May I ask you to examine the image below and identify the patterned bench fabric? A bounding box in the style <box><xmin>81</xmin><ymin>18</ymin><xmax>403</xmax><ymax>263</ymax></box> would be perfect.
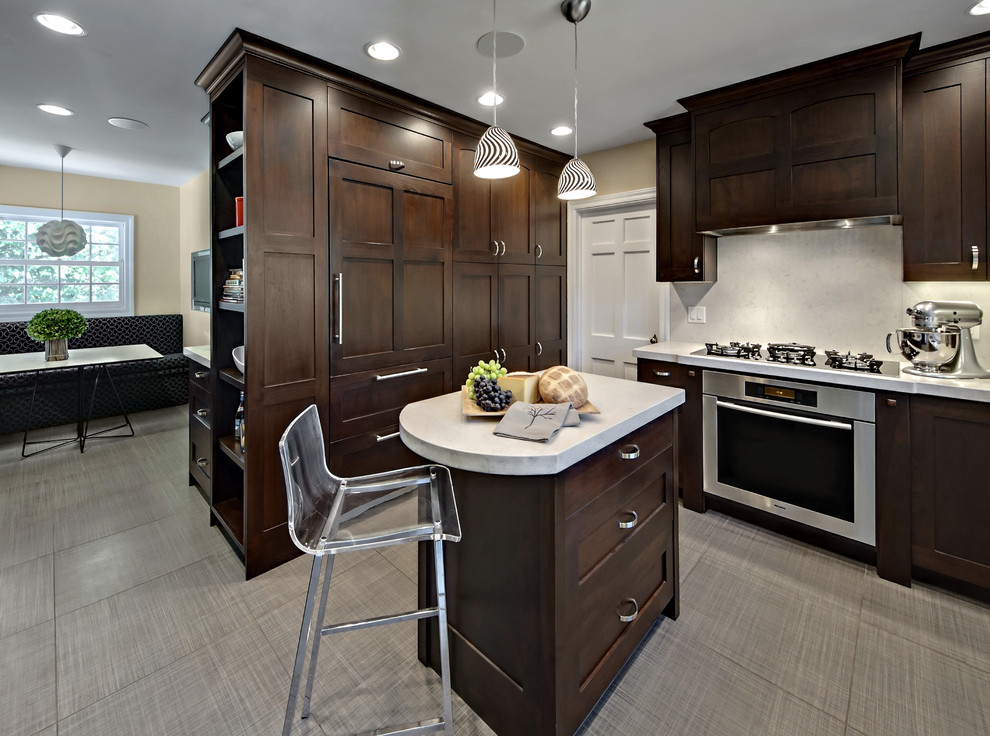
<box><xmin>0</xmin><ymin>314</ymin><xmax>188</xmax><ymax>435</ymax></box>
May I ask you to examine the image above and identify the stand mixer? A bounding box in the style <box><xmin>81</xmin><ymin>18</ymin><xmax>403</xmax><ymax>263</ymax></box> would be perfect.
<box><xmin>888</xmin><ymin>300</ymin><xmax>990</xmax><ymax>379</ymax></box>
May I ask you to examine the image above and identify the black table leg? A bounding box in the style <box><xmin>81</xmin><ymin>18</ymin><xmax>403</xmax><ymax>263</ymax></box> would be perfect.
<box><xmin>80</xmin><ymin>364</ymin><xmax>134</xmax><ymax>452</ymax></box>
<box><xmin>21</xmin><ymin>367</ymin><xmax>83</xmax><ymax>458</ymax></box>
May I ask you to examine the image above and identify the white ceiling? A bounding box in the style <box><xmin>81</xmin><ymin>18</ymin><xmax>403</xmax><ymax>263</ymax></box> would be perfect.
<box><xmin>1</xmin><ymin>0</ymin><xmax>988</xmax><ymax>187</ymax></box>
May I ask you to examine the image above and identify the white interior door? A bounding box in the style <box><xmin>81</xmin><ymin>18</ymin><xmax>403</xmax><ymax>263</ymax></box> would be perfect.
<box><xmin>578</xmin><ymin>204</ymin><xmax>660</xmax><ymax>380</ymax></box>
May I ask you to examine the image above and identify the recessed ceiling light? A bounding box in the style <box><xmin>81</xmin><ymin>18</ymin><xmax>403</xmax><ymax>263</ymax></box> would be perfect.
<box><xmin>33</xmin><ymin>12</ymin><xmax>86</xmax><ymax>36</ymax></box>
<box><xmin>970</xmin><ymin>0</ymin><xmax>990</xmax><ymax>13</ymax></box>
<box><xmin>108</xmin><ymin>117</ymin><xmax>148</xmax><ymax>130</ymax></box>
<box><xmin>550</xmin><ymin>126</ymin><xmax>573</xmax><ymax>136</ymax></box>
<box><xmin>37</xmin><ymin>103</ymin><xmax>74</xmax><ymax>116</ymax></box>
<box><xmin>478</xmin><ymin>91</ymin><xmax>504</xmax><ymax>107</ymax></box>
<box><xmin>365</xmin><ymin>41</ymin><xmax>401</xmax><ymax>61</ymax></box>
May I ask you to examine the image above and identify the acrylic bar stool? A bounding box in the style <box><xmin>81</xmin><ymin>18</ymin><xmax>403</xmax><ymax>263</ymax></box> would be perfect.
<box><xmin>279</xmin><ymin>404</ymin><xmax>461</xmax><ymax>736</ymax></box>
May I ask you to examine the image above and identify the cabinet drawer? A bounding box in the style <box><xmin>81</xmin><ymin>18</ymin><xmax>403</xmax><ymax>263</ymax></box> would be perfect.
<box><xmin>188</xmin><ymin>364</ymin><xmax>211</xmax><ymax>399</ymax></box>
<box><xmin>328</xmin><ymin>424</ymin><xmax>424</xmax><ymax>477</ymax></box>
<box><xmin>328</xmin><ymin>87</ymin><xmax>452</xmax><ymax>183</ymax></box>
<box><xmin>571</xmin><ymin>507</ymin><xmax>672</xmax><ymax>690</ymax></box>
<box><xmin>189</xmin><ymin>391</ymin><xmax>212</xmax><ymax>430</ymax></box>
<box><xmin>568</xmin><ymin>447</ymin><xmax>673</xmax><ymax>580</ymax></box>
<box><xmin>189</xmin><ymin>419</ymin><xmax>212</xmax><ymax>482</ymax></box>
<box><xmin>637</xmin><ymin>359</ymin><xmax>684</xmax><ymax>388</ymax></box>
<box><xmin>563</xmin><ymin>414</ymin><xmax>673</xmax><ymax>519</ymax></box>
<box><xmin>330</xmin><ymin>358</ymin><xmax>453</xmax><ymax>440</ymax></box>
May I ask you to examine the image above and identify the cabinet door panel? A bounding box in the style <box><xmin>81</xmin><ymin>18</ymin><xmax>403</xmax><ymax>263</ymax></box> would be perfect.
<box><xmin>453</xmin><ymin>136</ymin><xmax>495</xmax><ymax>262</ymax></box>
<box><xmin>400</xmin><ymin>260</ymin><xmax>447</xmax><ymax>351</ymax></box>
<box><xmin>498</xmin><ymin>264</ymin><xmax>534</xmax><ymax>371</ymax></box>
<box><xmin>902</xmin><ymin>60</ymin><xmax>987</xmax><ymax>281</ymax></box>
<box><xmin>532</xmin><ymin>160</ymin><xmax>566</xmax><ymax>265</ymax></box>
<box><xmin>338</xmin><ymin>257</ymin><xmax>394</xmax><ymax>361</ymax></box>
<box><xmin>260</xmin><ymin>86</ymin><xmax>317</xmax><ymax>237</ymax></box>
<box><xmin>453</xmin><ymin>262</ymin><xmax>499</xmax><ymax>379</ymax></box>
<box><xmin>534</xmin><ymin>266</ymin><xmax>566</xmax><ymax>369</ymax></box>
<box><xmin>493</xmin><ymin>162</ymin><xmax>532</xmax><ymax>263</ymax></box>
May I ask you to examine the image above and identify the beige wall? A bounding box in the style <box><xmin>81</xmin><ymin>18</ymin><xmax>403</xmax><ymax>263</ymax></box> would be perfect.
<box><xmin>179</xmin><ymin>170</ymin><xmax>211</xmax><ymax>346</ymax></box>
<box><xmin>582</xmin><ymin>139</ymin><xmax>656</xmax><ymax>197</ymax></box>
<box><xmin>0</xmin><ymin>164</ymin><xmax>212</xmax><ymax>346</ymax></box>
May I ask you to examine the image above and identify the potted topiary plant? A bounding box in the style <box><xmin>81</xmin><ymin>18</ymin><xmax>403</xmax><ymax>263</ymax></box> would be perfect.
<box><xmin>25</xmin><ymin>308</ymin><xmax>87</xmax><ymax>361</ymax></box>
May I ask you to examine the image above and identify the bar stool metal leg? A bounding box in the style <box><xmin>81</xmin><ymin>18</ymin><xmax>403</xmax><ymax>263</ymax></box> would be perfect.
<box><xmin>283</xmin><ymin>554</ymin><xmax>325</xmax><ymax>736</ymax></box>
<box><xmin>434</xmin><ymin>538</ymin><xmax>454</xmax><ymax>736</ymax></box>
<box><xmin>302</xmin><ymin>553</ymin><xmax>335</xmax><ymax>719</ymax></box>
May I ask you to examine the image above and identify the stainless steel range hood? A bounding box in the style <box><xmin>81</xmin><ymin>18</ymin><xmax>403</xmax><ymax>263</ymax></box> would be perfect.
<box><xmin>701</xmin><ymin>214</ymin><xmax>902</xmax><ymax>238</ymax></box>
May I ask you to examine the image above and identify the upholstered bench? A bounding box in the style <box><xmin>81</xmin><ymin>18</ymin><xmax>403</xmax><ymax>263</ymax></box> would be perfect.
<box><xmin>0</xmin><ymin>314</ymin><xmax>188</xmax><ymax>435</ymax></box>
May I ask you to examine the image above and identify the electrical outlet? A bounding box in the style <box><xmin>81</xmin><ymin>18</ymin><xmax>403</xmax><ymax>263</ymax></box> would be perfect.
<box><xmin>687</xmin><ymin>306</ymin><xmax>707</xmax><ymax>324</ymax></box>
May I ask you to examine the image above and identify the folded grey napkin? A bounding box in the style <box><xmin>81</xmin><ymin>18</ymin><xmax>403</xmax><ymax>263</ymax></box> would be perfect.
<box><xmin>493</xmin><ymin>402</ymin><xmax>574</xmax><ymax>442</ymax></box>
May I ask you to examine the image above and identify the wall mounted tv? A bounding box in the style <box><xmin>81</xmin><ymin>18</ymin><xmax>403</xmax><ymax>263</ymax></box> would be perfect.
<box><xmin>191</xmin><ymin>249</ymin><xmax>211</xmax><ymax>312</ymax></box>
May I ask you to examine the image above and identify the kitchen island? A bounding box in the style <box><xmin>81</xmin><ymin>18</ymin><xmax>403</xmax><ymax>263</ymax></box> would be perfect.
<box><xmin>399</xmin><ymin>373</ymin><xmax>684</xmax><ymax>736</ymax></box>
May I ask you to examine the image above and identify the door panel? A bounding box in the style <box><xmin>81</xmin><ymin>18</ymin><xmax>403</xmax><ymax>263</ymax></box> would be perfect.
<box><xmin>498</xmin><ymin>264</ymin><xmax>534</xmax><ymax>372</ymax></box>
<box><xmin>453</xmin><ymin>135</ymin><xmax>495</xmax><ymax>263</ymax></box>
<box><xmin>453</xmin><ymin>262</ymin><xmax>499</xmax><ymax>380</ymax></box>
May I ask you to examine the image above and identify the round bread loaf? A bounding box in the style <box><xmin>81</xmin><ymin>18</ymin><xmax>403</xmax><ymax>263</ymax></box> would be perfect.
<box><xmin>538</xmin><ymin>365</ymin><xmax>588</xmax><ymax>408</ymax></box>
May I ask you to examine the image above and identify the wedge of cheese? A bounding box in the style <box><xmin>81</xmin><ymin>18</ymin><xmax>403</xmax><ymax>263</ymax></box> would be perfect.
<box><xmin>498</xmin><ymin>372</ymin><xmax>540</xmax><ymax>405</ymax></box>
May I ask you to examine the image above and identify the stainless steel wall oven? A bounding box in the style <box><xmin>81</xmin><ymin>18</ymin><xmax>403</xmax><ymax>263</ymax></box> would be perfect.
<box><xmin>702</xmin><ymin>371</ymin><xmax>876</xmax><ymax>545</ymax></box>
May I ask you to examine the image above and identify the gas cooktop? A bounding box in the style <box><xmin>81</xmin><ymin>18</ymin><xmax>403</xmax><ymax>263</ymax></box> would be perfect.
<box><xmin>695</xmin><ymin>342</ymin><xmax>900</xmax><ymax>376</ymax></box>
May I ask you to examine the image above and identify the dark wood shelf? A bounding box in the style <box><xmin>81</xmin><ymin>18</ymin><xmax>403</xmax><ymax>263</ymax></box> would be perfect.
<box><xmin>218</xmin><ymin>367</ymin><xmax>244</xmax><ymax>388</ymax></box>
<box><xmin>217</xmin><ymin>301</ymin><xmax>244</xmax><ymax>312</ymax></box>
<box><xmin>212</xmin><ymin>497</ymin><xmax>244</xmax><ymax>549</ymax></box>
<box><xmin>218</xmin><ymin>225</ymin><xmax>245</xmax><ymax>239</ymax></box>
<box><xmin>218</xmin><ymin>147</ymin><xmax>244</xmax><ymax>170</ymax></box>
<box><xmin>218</xmin><ymin>435</ymin><xmax>246</xmax><ymax>469</ymax></box>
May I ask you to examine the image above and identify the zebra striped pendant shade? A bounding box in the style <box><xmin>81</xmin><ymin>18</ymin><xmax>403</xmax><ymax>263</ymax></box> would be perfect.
<box><xmin>557</xmin><ymin>157</ymin><xmax>596</xmax><ymax>200</ymax></box>
<box><xmin>474</xmin><ymin>125</ymin><xmax>520</xmax><ymax>179</ymax></box>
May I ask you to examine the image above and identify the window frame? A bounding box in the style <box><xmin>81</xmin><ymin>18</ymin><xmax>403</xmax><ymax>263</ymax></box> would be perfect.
<box><xmin>0</xmin><ymin>204</ymin><xmax>135</xmax><ymax>322</ymax></box>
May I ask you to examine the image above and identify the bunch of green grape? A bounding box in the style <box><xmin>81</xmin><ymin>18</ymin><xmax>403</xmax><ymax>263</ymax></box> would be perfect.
<box><xmin>465</xmin><ymin>360</ymin><xmax>508</xmax><ymax>400</ymax></box>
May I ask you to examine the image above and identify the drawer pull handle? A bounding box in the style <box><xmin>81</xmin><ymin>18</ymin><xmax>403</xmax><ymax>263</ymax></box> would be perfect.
<box><xmin>536</xmin><ymin>341</ymin><xmax>543</xmax><ymax>356</ymax></box>
<box><xmin>619</xmin><ymin>445</ymin><xmax>640</xmax><ymax>460</ymax></box>
<box><xmin>617</xmin><ymin>510</ymin><xmax>638</xmax><ymax>530</ymax></box>
<box><xmin>536</xmin><ymin>244</ymin><xmax>543</xmax><ymax>259</ymax></box>
<box><xmin>500</xmin><ymin>348</ymin><xmax>507</xmax><ymax>362</ymax></box>
<box><xmin>375</xmin><ymin>367</ymin><xmax>428</xmax><ymax>381</ymax></box>
<box><xmin>333</xmin><ymin>273</ymin><xmax>343</xmax><ymax>344</ymax></box>
<box><xmin>196</xmin><ymin>458</ymin><xmax>209</xmax><ymax>468</ymax></box>
<box><xmin>389</xmin><ymin>159</ymin><xmax>406</xmax><ymax>170</ymax></box>
<box><xmin>376</xmin><ymin>431</ymin><xmax>400</xmax><ymax>443</ymax></box>
<box><xmin>693</xmin><ymin>256</ymin><xmax>701</xmax><ymax>274</ymax></box>
<box><xmin>492</xmin><ymin>241</ymin><xmax>499</xmax><ymax>256</ymax></box>
<box><xmin>617</xmin><ymin>598</ymin><xmax>639</xmax><ymax>623</ymax></box>
<box><xmin>500</xmin><ymin>241</ymin><xmax>506</xmax><ymax>256</ymax></box>
<box><xmin>194</xmin><ymin>371</ymin><xmax>208</xmax><ymax>379</ymax></box>
<box><xmin>973</xmin><ymin>245</ymin><xmax>980</xmax><ymax>271</ymax></box>
<box><xmin>196</xmin><ymin>408</ymin><xmax>209</xmax><ymax>417</ymax></box>
<box><xmin>652</xmin><ymin>370</ymin><xmax>670</xmax><ymax>377</ymax></box>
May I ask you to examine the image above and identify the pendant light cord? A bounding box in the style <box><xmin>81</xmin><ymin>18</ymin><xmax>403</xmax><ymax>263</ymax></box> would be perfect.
<box><xmin>60</xmin><ymin>156</ymin><xmax>65</xmax><ymax>220</ymax></box>
<box><xmin>572</xmin><ymin>22</ymin><xmax>579</xmax><ymax>159</ymax></box>
<box><xmin>492</xmin><ymin>0</ymin><xmax>498</xmax><ymax>127</ymax></box>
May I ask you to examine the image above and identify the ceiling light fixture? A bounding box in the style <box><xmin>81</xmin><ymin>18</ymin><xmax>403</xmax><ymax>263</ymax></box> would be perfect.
<box><xmin>551</xmin><ymin>125</ymin><xmax>573</xmax><ymax>136</ymax></box>
<box><xmin>365</xmin><ymin>41</ymin><xmax>401</xmax><ymax>61</ymax></box>
<box><xmin>33</xmin><ymin>12</ymin><xmax>86</xmax><ymax>36</ymax></box>
<box><xmin>37</xmin><ymin>103</ymin><xmax>73</xmax><ymax>116</ymax></box>
<box><xmin>477</xmin><ymin>91</ymin><xmax>504</xmax><ymax>107</ymax></box>
<box><xmin>969</xmin><ymin>1</ymin><xmax>990</xmax><ymax>14</ymax></box>
<box><xmin>474</xmin><ymin>0</ymin><xmax>520</xmax><ymax>180</ymax></box>
<box><xmin>35</xmin><ymin>145</ymin><xmax>87</xmax><ymax>258</ymax></box>
<box><xmin>557</xmin><ymin>0</ymin><xmax>596</xmax><ymax>200</ymax></box>
<box><xmin>108</xmin><ymin>117</ymin><xmax>149</xmax><ymax>130</ymax></box>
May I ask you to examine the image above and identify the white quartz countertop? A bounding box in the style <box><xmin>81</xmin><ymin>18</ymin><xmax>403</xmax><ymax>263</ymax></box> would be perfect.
<box><xmin>183</xmin><ymin>345</ymin><xmax>210</xmax><ymax>367</ymax></box>
<box><xmin>399</xmin><ymin>372</ymin><xmax>684</xmax><ymax>476</ymax></box>
<box><xmin>634</xmin><ymin>341</ymin><xmax>990</xmax><ymax>403</ymax></box>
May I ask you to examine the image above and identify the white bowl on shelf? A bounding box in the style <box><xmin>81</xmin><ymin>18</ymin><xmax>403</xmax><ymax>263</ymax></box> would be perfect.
<box><xmin>225</xmin><ymin>130</ymin><xmax>244</xmax><ymax>151</ymax></box>
<box><xmin>232</xmin><ymin>345</ymin><xmax>245</xmax><ymax>374</ymax></box>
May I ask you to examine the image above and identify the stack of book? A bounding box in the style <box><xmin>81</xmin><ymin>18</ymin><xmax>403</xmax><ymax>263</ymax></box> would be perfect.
<box><xmin>220</xmin><ymin>268</ymin><xmax>244</xmax><ymax>304</ymax></box>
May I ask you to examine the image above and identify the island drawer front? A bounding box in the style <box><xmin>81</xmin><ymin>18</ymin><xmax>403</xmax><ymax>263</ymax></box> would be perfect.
<box><xmin>563</xmin><ymin>413</ymin><xmax>673</xmax><ymax>519</ymax></box>
<box><xmin>329</xmin><ymin>358</ymin><xmax>453</xmax><ymax>440</ymax></box>
<box><xmin>189</xmin><ymin>419</ymin><xmax>212</xmax><ymax>482</ymax></box>
<box><xmin>328</xmin><ymin>424</ymin><xmax>425</xmax><ymax>478</ymax></box>
<box><xmin>569</xmin><ymin>448</ymin><xmax>672</xmax><ymax>581</ymax></box>
<box><xmin>188</xmin><ymin>364</ymin><xmax>211</xmax><ymax>398</ymax></box>
<box><xmin>567</xmin><ymin>506</ymin><xmax>673</xmax><ymax>721</ymax></box>
<box><xmin>189</xmin><ymin>391</ymin><xmax>211</xmax><ymax>430</ymax></box>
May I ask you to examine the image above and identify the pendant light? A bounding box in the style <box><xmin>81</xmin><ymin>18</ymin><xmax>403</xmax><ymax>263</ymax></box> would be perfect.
<box><xmin>558</xmin><ymin>0</ymin><xmax>597</xmax><ymax>200</ymax></box>
<box><xmin>474</xmin><ymin>0</ymin><xmax>520</xmax><ymax>179</ymax></box>
<box><xmin>35</xmin><ymin>145</ymin><xmax>87</xmax><ymax>258</ymax></box>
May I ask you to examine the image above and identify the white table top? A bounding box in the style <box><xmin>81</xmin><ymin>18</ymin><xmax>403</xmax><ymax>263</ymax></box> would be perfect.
<box><xmin>0</xmin><ymin>344</ymin><xmax>163</xmax><ymax>375</ymax></box>
<box><xmin>399</xmin><ymin>372</ymin><xmax>684</xmax><ymax>476</ymax></box>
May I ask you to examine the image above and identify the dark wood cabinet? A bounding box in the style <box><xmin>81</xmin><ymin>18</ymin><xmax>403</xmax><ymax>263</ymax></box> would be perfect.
<box><xmin>910</xmin><ymin>395</ymin><xmax>990</xmax><ymax>590</ymax></box>
<box><xmin>329</xmin><ymin>160</ymin><xmax>452</xmax><ymax>376</ymax></box>
<box><xmin>187</xmin><ymin>362</ymin><xmax>212</xmax><ymax>502</ymax></box>
<box><xmin>636</xmin><ymin>359</ymin><xmax>704</xmax><ymax>512</ymax></box>
<box><xmin>531</xmin><ymin>157</ymin><xmax>567</xmax><ymax>266</ymax></box>
<box><xmin>681</xmin><ymin>36</ymin><xmax>916</xmax><ymax>232</ymax></box>
<box><xmin>646</xmin><ymin>113</ymin><xmax>716</xmax><ymax>282</ymax></box>
<box><xmin>902</xmin><ymin>53</ymin><xmax>988</xmax><ymax>280</ymax></box>
<box><xmin>534</xmin><ymin>266</ymin><xmax>567</xmax><ymax>370</ymax></box>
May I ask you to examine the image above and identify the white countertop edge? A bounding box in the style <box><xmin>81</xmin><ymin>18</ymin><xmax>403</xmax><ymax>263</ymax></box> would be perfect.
<box><xmin>183</xmin><ymin>345</ymin><xmax>210</xmax><ymax>367</ymax></box>
<box><xmin>633</xmin><ymin>342</ymin><xmax>990</xmax><ymax>403</ymax></box>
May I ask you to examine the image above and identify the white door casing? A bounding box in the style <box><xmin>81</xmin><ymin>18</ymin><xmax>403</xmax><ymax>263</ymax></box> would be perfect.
<box><xmin>566</xmin><ymin>188</ymin><xmax>666</xmax><ymax>380</ymax></box>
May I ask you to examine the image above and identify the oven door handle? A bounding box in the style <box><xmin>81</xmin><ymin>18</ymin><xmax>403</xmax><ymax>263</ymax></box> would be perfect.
<box><xmin>715</xmin><ymin>399</ymin><xmax>853</xmax><ymax>431</ymax></box>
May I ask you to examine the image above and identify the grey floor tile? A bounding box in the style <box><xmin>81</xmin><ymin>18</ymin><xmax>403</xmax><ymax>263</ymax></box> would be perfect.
<box><xmin>676</xmin><ymin>554</ymin><xmax>860</xmax><ymax>719</ymax></box>
<box><xmin>0</xmin><ymin>620</ymin><xmax>56</xmax><ymax>736</ymax></box>
<box><xmin>847</xmin><ymin>623</ymin><xmax>990</xmax><ymax>736</ymax></box>
<box><xmin>678</xmin><ymin>535</ymin><xmax>707</xmax><ymax>585</ymax></box>
<box><xmin>845</xmin><ymin>729</ymin><xmax>869</xmax><ymax>736</ymax></box>
<box><xmin>0</xmin><ymin>554</ymin><xmax>53</xmax><ymax>640</ymax></box>
<box><xmin>377</xmin><ymin>538</ymin><xmax>418</xmax><ymax>583</ymax></box>
<box><xmin>677</xmin><ymin>505</ymin><xmax>731</xmax><ymax>548</ymax></box>
<box><xmin>598</xmin><ymin>621</ymin><xmax>845</xmax><ymax>736</ymax></box>
<box><xmin>53</xmin><ymin>503</ymin><xmax>229</xmax><ymax>615</ymax></box>
<box><xmin>862</xmin><ymin>573</ymin><xmax>990</xmax><ymax>674</ymax></box>
<box><xmin>58</xmin><ymin>623</ymin><xmax>289</xmax><ymax>736</ymax></box>
<box><xmin>56</xmin><ymin>552</ymin><xmax>246</xmax><ymax>717</ymax></box>
<box><xmin>0</xmin><ymin>482</ymin><xmax>53</xmax><ymax>570</ymax></box>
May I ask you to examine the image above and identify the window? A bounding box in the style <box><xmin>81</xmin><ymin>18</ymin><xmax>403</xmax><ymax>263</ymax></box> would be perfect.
<box><xmin>0</xmin><ymin>205</ymin><xmax>134</xmax><ymax>321</ymax></box>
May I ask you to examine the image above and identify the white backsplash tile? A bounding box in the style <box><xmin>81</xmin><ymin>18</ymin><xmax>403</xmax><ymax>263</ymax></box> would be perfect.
<box><xmin>668</xmin><ymin>226</ymin><xmax>990</xmax><ymax>366</ymax></box>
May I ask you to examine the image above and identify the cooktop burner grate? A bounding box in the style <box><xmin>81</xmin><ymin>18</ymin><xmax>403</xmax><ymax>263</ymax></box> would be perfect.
<box><xmin>824</xmin><ymin>351</ymin><xmax>884</xmax><ymax>373</ymax></box>
<box><xmin>705</xmin><ymin>341</ymin><xmax>762</xmax><ymax>359</ymax></box>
